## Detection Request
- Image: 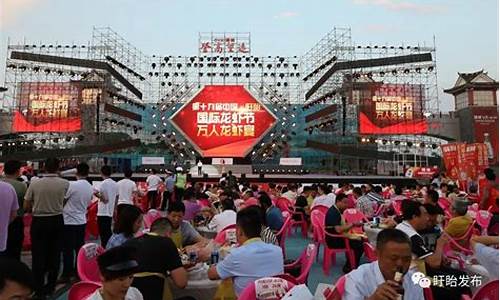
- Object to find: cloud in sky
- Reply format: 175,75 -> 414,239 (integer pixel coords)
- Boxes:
351,0 -> 446,14
273,11 -> 299,19
0,0 -> 44,29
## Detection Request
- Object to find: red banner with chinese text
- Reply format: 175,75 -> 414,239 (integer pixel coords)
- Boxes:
359,83 -> 427,134
441,143 -> 462,180
170,85 -> 276,157
442,143 -> 490,181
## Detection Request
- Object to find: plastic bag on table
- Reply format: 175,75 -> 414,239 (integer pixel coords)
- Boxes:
280,284 -> 313,300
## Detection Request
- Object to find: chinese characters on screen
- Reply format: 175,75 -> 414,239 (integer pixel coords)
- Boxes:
193,102 -> 260,138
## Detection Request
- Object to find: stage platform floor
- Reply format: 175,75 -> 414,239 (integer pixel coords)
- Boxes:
62,172 -> 420,185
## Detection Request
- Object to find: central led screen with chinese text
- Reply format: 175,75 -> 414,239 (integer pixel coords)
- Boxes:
170,85 -> 277,157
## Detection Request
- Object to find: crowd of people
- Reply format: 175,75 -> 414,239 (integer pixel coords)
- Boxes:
0,158 -> 498,300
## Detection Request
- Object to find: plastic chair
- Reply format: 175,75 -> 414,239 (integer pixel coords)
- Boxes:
322,230 -> 357,275
442,224 -> 475,270
214,224 -> 237,245
283,244 -> 317,285
311,204 -> 329,215
275,197 -> 308,238
342,208 -> 369,234
68,281 -> 101,300
238,277 -> 296,300
324,275 -> 346,300
438,197 -> 452,212
475,210 -> 492,235
85,201 -> 99,241
363,242 -> 377,262
373,203 -> 387,217
391,199 -> 404,216
143,209 -> 162,229
22,214 -> 32,251
77,243 -> 105,283
276,216 -> 292,259
311,210 -> 326,262
461,279 -> 498,300
346,194 -> 356,209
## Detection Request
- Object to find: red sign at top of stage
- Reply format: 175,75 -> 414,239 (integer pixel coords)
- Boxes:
170,85 -> 277,157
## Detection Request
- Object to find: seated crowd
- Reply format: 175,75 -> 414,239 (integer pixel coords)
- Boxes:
0,158 -> 498,300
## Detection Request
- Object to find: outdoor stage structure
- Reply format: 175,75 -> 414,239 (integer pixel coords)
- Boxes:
0,27 -> 448,175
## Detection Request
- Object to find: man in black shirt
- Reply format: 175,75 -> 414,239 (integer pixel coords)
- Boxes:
324,193 -> 364,273
124,218 -> 187,300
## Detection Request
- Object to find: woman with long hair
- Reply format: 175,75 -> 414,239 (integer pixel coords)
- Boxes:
106,204 -> 143,249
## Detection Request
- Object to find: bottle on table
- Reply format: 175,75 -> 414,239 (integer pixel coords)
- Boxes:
393,269 -> 405,300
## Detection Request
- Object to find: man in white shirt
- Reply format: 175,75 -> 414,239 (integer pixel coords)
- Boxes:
197,160 -> 203,176
209,198 -> 237,232
344,228 -> 425,300
61,162 -> 94,282
96,165 -> 118,248
146,169 -> 162,210
281,183 -> 298,205
312,184 -> 335,208
117,169 -> 138,205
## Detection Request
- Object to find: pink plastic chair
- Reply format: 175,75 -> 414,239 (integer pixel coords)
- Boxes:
143,209 -> 162,229
346,194 -> 356,209
275,197 -> 308,238
475,210 -> 492,235
391,199 -> 404,216
438,197 -> 452,212
284,244 -> 317,284
276,216 -> 292,259
238,277 -> 296,300
324,275 -> 346,300
342,208 -> 369,234
311,210 -> 356,275
461,280 -> 498,300
22,214 -> 32,251
363,242 -> 377,262
68,281 -> 101,300
311,204 -> 329,215
214,224 -> 237,245
442,223 -> 476,270
311,210 -> 326,262
77,243 -> 105,283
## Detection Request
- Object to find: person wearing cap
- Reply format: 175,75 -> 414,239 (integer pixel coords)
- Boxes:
87,245 -> 143,300
444,198 -> 473,238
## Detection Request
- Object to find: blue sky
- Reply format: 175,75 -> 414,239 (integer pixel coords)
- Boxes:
0,0 -> 498,111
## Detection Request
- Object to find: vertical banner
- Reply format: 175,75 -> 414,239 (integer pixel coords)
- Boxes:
442,143 -> 490,181
441,143 -> 461,180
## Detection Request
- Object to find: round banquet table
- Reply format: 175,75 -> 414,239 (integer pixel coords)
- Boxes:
170,263 -> 221,300
363,224 -> 386,246
196,226 -> 217,239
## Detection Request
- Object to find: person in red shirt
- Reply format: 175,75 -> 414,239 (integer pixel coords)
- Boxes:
480,168 -> 499,211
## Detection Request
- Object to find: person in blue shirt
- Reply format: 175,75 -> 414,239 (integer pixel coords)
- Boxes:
207,206 -> 284,296
106,204 -> 143,249
258,193 -> 284,232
